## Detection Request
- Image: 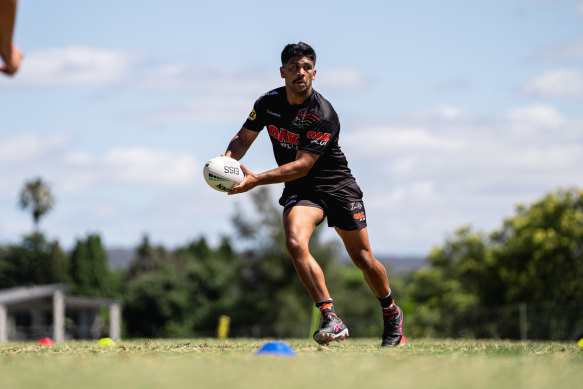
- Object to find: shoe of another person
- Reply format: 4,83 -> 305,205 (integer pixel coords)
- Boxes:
313,315 -> 349,345
381,305 -> 403,347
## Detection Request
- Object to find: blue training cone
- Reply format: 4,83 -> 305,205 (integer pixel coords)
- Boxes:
255,341 -> 296,356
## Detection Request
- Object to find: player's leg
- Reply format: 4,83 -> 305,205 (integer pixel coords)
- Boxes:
334,226 -> 390,297
283,205 -> 329,301
283,205 -> 348,344
335,226 -> 404,347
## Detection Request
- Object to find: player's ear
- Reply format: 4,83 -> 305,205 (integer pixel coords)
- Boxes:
312,68 -> 316,80
280,66 -> 285,78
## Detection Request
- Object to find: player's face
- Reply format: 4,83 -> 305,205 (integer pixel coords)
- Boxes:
280,56 -> 316,96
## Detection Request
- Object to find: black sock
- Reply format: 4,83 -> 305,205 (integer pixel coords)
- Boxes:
378,292 -> 398,316
316,299 -> 337,318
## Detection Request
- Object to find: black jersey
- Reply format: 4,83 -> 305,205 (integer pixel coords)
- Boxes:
242,86 -> 355,192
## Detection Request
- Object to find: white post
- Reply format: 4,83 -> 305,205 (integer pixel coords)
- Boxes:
0,304 -> 7,343
109,303 -> 121,341
53,290 -> 65,342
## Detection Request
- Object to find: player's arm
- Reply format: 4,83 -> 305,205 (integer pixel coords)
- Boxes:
0,0 -> 22,76
224,127 -> 259,161
228,151 -> 319,195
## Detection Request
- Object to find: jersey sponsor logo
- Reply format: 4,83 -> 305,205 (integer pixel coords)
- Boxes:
268,125 -> 300,150
353,211 -> 365,221
307,131 -> 331,145
248,109 -> 257,121
350,202 -> 363,211
267,110 -> 281,118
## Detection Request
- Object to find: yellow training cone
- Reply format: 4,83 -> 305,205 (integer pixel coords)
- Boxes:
98,337 -> 116,347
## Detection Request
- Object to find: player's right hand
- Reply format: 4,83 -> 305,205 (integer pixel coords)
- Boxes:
0,46 -> 23,76
228,164 -> 256,195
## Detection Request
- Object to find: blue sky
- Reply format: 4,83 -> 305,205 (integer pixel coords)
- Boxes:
1,0 -> 582,256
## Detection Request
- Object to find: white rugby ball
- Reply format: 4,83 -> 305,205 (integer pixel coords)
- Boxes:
203,156 -> 245,192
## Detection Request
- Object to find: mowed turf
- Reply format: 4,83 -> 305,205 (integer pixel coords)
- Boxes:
1,338 -> 581,389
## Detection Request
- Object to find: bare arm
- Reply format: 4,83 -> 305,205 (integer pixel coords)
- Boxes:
0,0 -> 22,76
224,127 -> 259,160
228,150 -> 319,195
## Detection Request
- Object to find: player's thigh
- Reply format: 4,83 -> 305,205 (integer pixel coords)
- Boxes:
334,226 -> 374,261
283,205 -> 325,245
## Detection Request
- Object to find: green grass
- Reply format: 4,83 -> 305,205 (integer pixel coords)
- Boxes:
1,338 -> 582,389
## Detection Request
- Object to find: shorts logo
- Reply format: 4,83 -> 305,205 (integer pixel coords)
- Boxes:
269,125 -> 300,149
284,195 -> 298,208
353,212 -> 365,221
248,109 -> 257,121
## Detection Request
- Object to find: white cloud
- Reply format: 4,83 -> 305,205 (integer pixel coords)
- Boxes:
137,62 -> 279,95
342,103 -> 582,210
0,133 -> 71,162
507,103 -> 565,132
0,130 -> 201,201
59,147 -> 199,192
134,97 -> 252,124
102,147 -> 198,186
344,126 -> 464,155
523,69 -> 583,98
3,46 -> 136,87
346,104 -> 583,254
432,106 -> 462,120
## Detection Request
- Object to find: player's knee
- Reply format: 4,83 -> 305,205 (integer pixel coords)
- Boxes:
351,251 -> 376,272
285,235 -> 307,257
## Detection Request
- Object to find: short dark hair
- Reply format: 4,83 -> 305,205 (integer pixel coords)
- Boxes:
281,42 -> 316,65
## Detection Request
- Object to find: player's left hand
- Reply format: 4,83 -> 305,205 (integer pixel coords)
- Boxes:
228,164 -> 257,195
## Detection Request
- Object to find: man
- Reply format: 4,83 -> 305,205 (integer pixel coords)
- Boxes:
0,0 -> 23,76
224,42 -> 403,347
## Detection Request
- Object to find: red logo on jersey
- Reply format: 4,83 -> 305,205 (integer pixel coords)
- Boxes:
269,125 -> 300,145
307,131 -> 331,142
353,212 -> 365,220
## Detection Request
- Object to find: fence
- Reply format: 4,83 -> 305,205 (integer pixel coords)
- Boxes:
6,302 -> 583,341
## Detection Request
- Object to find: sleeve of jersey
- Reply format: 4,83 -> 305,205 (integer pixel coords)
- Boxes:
242,99 -> 265,132
299,119 -> 338,155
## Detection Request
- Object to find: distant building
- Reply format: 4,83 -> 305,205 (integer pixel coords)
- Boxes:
0,284 -> 121,343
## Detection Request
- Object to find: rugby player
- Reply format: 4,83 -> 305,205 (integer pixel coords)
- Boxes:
224,42 -> 403,346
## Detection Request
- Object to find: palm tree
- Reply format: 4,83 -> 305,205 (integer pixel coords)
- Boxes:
18,177 -> 55,231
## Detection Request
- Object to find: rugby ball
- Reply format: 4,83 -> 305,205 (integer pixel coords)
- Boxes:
203,156 -> 245,192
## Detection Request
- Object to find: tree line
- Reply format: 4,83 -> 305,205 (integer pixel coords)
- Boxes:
2,178 -> 582,340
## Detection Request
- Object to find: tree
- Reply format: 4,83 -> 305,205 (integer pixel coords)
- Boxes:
492,188 -> 583,304
70,234 -> 119,297
123,235 -> 244,338
404,187 -> 583,339
0,233 -> 69,288
18,177 -> 55,231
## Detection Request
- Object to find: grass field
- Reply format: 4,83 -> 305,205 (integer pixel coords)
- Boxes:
1,338 -> 582,389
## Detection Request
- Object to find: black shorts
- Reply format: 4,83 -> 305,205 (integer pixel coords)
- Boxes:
278,182 -> 367,231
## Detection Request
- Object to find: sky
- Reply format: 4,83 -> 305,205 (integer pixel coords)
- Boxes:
1,0 -> 582,257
